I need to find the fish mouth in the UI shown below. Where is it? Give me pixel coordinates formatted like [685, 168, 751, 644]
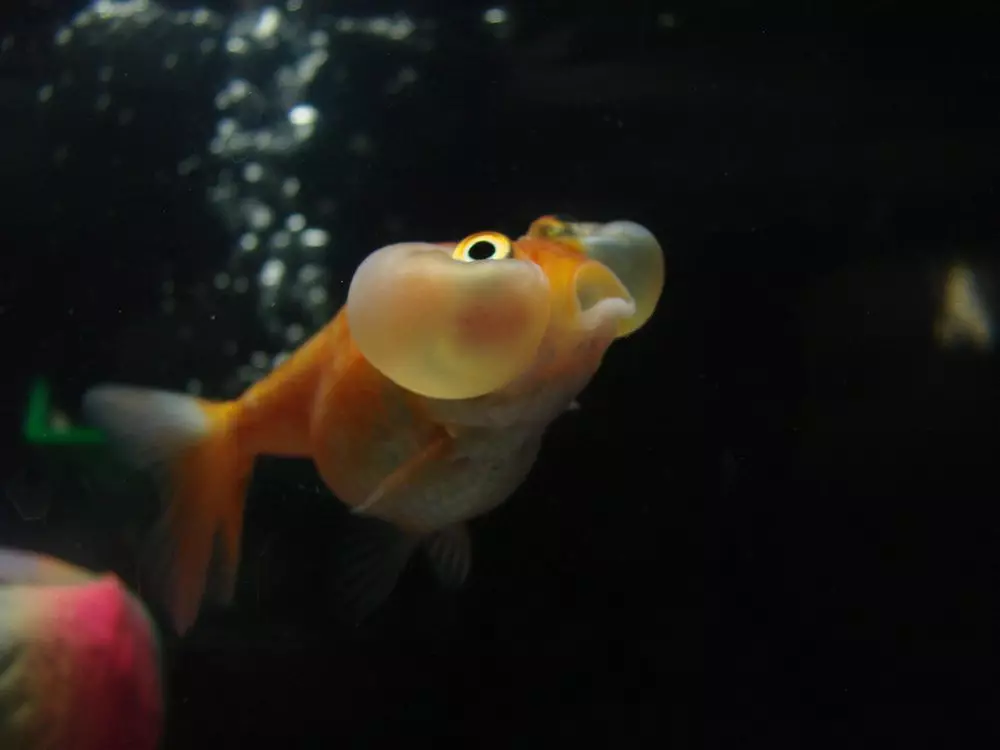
[573, 261, 637, 333]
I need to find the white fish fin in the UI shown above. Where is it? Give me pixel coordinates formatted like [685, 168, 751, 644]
[82, 384, 253, 635]
[83, 386, 211, 475]
[422, 523, 472, 589]
[331, 516, 420, 625]
[352, 429, 454, 516]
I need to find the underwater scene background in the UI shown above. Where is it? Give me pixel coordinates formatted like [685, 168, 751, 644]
[1, 0, 999, 747]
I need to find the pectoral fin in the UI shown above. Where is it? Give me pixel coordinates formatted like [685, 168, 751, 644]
[333, 431, 472, 623]
[331, 520, 474, 625]
[331, 516, 419, 625]
[422, 523, 472, 589]
[352, 428, 456, 517]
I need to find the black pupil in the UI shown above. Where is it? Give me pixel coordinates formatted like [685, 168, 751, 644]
[467, 240, 497, 260]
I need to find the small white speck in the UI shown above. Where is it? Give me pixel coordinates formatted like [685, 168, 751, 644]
[260, 259, 285, 287]
[270, 231, 291, 250]
[248, 204, 274, 230]
[243, 162, 264, 182]
[226, 36, 248, 54]
[298, 264, 322, 284]
[253, 7, 282, 40]
[307, 287, 328, 306]
[285, 324, 305, 344]
[301, 228, 329, 248]
[228, 78, 250, 99]
[288, 104, 318, 126]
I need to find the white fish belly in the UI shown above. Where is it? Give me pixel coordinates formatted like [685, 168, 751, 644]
[373, 428, 543, 531]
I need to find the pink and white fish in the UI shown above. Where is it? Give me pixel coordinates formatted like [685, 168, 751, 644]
[0, 547, 162, 750]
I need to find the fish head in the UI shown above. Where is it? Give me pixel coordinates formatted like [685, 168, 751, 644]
[345, 215, 664, 407]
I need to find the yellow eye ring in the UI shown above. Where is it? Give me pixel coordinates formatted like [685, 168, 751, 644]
[452, 231, 513, 263]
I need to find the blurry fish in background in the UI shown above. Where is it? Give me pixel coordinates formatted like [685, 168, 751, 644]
[83, 215, 665, 634]
[0, 548, 162, 750]
[934, 261, 994, 352]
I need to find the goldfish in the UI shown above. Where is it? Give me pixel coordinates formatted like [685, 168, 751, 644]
[83, 215, 665, 634]
[0, 547, 162, 750]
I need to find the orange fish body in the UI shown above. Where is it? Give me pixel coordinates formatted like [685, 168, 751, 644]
[85, 216, 665, 633]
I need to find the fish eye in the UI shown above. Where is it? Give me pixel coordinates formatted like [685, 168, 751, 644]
[452, 232, 513, 263]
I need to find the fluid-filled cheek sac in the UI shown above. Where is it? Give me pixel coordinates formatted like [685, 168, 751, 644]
[527, 218, 666, 337]
[577, 221, 665, 336]
[346, 243, 552, 400]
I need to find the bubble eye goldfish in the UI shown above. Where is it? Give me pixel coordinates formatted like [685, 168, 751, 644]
[0, 548, 162, 750]
[84, 216, 665, 633]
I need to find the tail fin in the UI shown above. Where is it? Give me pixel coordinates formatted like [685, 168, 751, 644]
[82, 385, 253, 635]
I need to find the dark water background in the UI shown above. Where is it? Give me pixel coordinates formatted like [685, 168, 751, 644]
[1, 0, 999, 746]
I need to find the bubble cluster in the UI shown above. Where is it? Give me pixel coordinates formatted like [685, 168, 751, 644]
[205, 2, 335, 352]
[38, 0, 451, 390]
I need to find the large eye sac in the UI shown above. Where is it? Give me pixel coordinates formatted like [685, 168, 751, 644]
[346, 242, 551, 400]
[452, 232, 513, 263]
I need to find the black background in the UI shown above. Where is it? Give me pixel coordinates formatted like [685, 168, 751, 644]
[2, 0, 1000, 747]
